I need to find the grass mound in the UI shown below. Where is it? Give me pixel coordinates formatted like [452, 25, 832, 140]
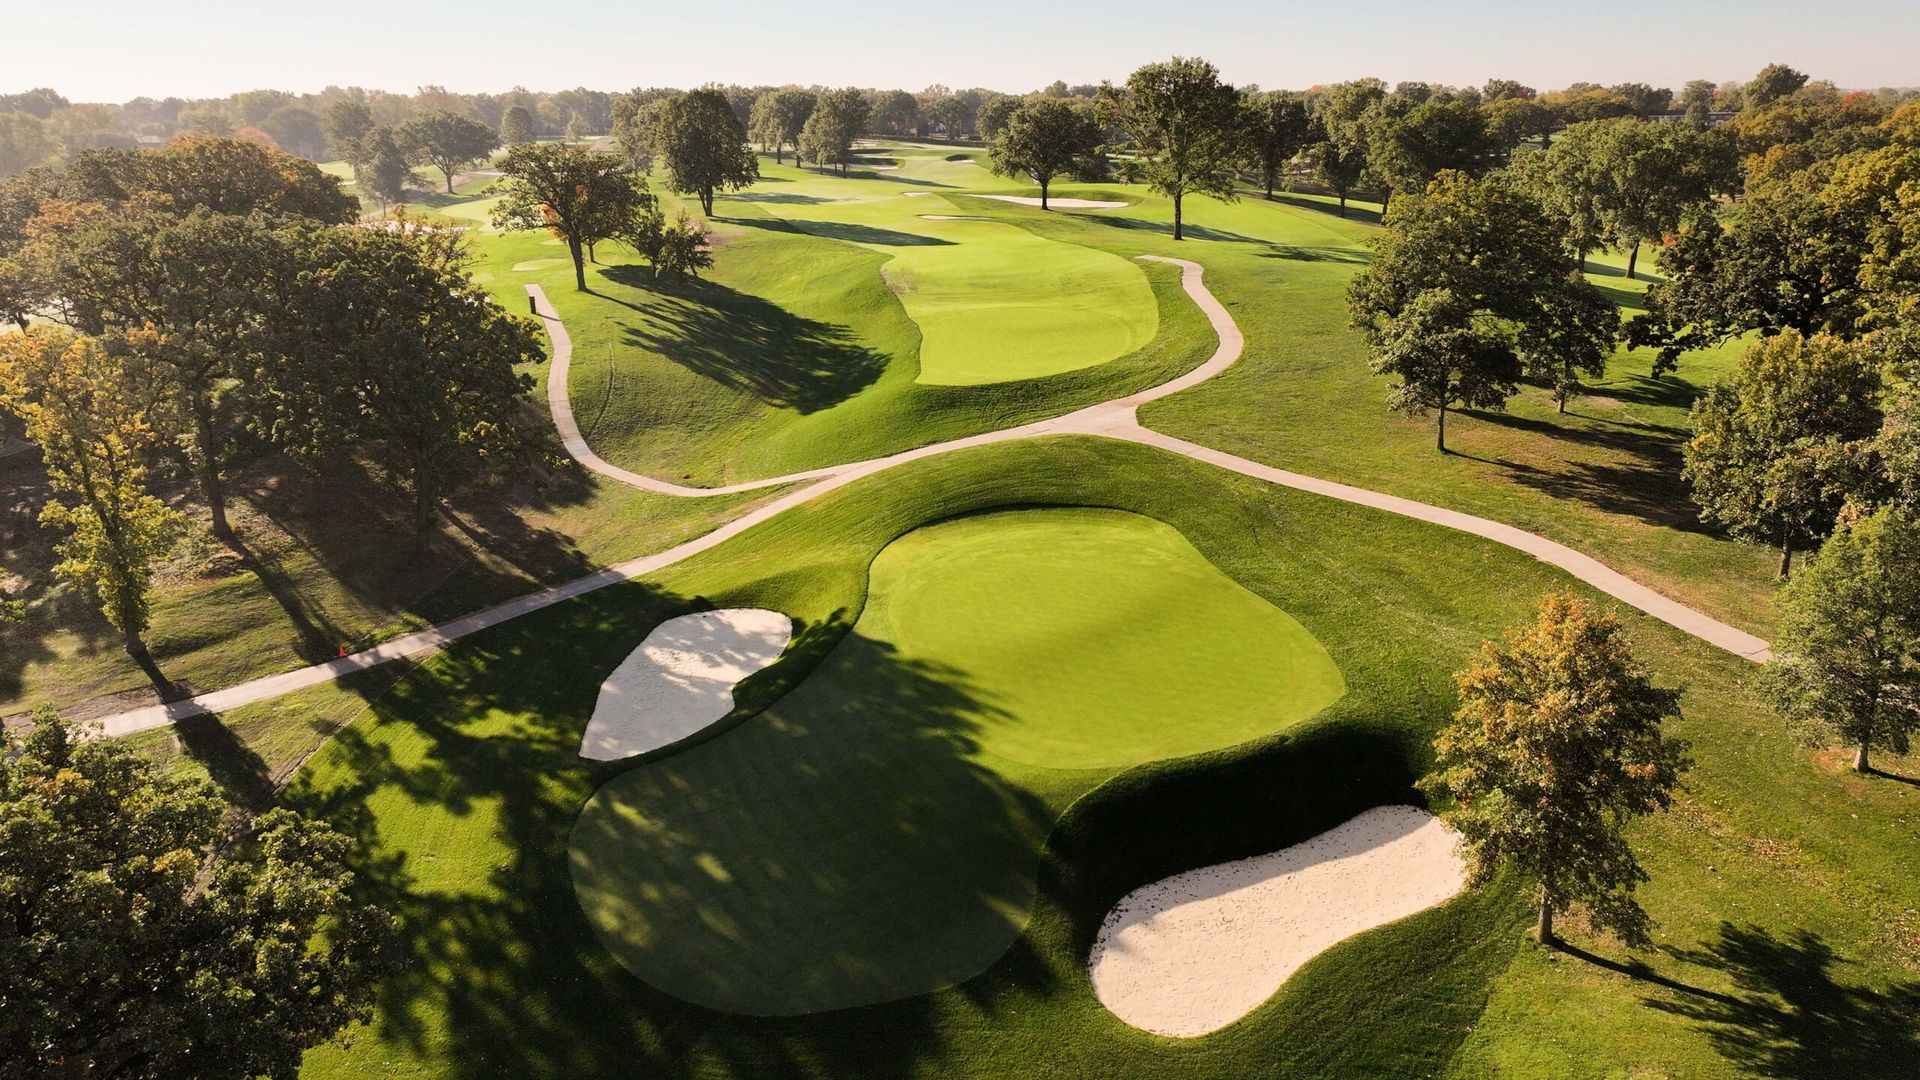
[567, 507, 1341, 1015]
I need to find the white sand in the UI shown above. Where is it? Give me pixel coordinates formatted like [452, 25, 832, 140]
[901, 191, 934, 197]
[1088, 805, 1467, 1037]
[578, 609, 793, 761]
[965, 194, 1128, 209]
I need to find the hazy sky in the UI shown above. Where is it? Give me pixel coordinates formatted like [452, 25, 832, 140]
[7, 0, 1916, 102]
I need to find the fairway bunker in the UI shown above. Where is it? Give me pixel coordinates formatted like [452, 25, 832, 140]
[578, 608, 793, 761]
[966, 194, 1129, 209]
[1088, 805, 1467, 1037]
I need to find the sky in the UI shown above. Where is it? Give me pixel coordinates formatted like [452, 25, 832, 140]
[6, 0, 1917, 102]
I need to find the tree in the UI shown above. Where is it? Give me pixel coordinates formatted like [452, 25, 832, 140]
[1313, 79, 1386, 216]
[1679, 79, 1718, 126]
[1114, 57, 1245, 240]
[1419, 592, 1689, 946]
[0, 706, 397, 1077]
[60, 137, 357, 223]
[32, 208, 292, 541]
[1684, 331, 1885, 576]
[278, 227, 541, 556]
[1528, 119, 1736, 278]
[623, 208, 716, 281]
[500, 104, 536, 146]
[262, 104, 325, 160]
[1243, 91, 1312, 198]
[1348, 170, 1618, 448]
[400, 110, 497, 194]
[1367, 98, 1502, 206]
[748, 88, 816, 165]
[1762, 507, 1920, 773]
[1745, 63, 1810, 110]
[358, 125, 415, 204]
[490, 142, 641, 290]
[0, 112, 59, 176]
[653, 87, 757, 215]
[1628, 165, 1874, 369]
[0, 329, 186, 693]
[321, 99, 373, 163]
[565, 114, 587, 143]
[799, 88, 870, 174]
[870, 89, 919, 137]
[988, 99, 1101, 209]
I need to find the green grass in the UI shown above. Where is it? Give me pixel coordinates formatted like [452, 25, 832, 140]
[568, 508, 1342, 1015]
[262, 436, 1917, 1079]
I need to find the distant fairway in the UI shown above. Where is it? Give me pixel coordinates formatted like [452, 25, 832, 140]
[568, 507, 1342, 1015]
[725, 150, 1156, 384]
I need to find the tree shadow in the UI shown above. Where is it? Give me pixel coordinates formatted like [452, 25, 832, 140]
[283, 581, 1035, 1077]
[1084, 213, 1274, 246]
[1264, 191, 1385, 226]
[1648, 923, 1920, 1078]
[1454, 407, 1717, 536]
[725, 216, 955, 247]
[723, 192, 837, 206]
[0, 445, 126, 699]
[597, 266, 890, 413]
[173, 711, 275, 812]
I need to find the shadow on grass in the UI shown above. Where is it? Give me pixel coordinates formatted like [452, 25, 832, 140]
[283, 584, 1025, 1076]
[1648, 923, 1920, 1078]
[724, 192, 837, 206]
[174, 712, 275, 812]
[598, 265, 890, 413]
[1264, 191, 1385, 226]
[1084, 213, 1275, 246]
[0, 446, 116, 698]
[1454, 407, 1715, 536]
[725, 216, 955, 247]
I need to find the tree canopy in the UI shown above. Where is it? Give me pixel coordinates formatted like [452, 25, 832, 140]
[654, 87, 757, 215]
[1113, 57, 1245, 240]
[1419, 592, 1689, 946]
[0, 708, 397, 1078]
[400, 110, 497, 194]
[490, 141, 646, 290]
[987, 98, 1101, 209]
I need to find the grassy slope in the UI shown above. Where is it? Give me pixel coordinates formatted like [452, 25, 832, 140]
[275, 437, 1915, 1079]
[570, 508, 1342, 1016]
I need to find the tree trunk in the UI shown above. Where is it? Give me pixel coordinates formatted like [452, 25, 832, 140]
[700, 189, 714, 215]
[776, 145, 784, 165]
[412, 480, 437, 563]
[124, 627, 176, 699]
[1536, 893, 1556, 945]
[569, 237, 586, 291]
[444, 169, 455, 195]
[1779, 534, 1793, 579]
[1040, 179, 1050, 211]
[587, 241, 597, 264]
[1172, 192, 1183, 241]
[189, 397, 232, 542]
[1337, 190, 1348, 218]
[1855, 742, 1871, 772]
[1626, 240, 1640, 280]
[1436, 405, 1448, 452]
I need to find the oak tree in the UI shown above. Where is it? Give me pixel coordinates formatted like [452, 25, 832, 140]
[1114, 57, 1245, 239]
[988, 98, 1101, 209]
[400, 110, 498, 194]
[654, 87, 758, 214]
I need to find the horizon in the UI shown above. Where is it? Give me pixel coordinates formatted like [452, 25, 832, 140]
[9, 0, 1917, 103]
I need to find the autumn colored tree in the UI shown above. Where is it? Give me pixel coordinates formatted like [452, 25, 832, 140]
[1762, 507, 1920, 773]
[1419, 592, 1689, 946]
[0, 329, 186, 693]
[490, 142, 644, 290]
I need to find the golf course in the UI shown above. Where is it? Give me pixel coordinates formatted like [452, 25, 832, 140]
[4, 57, 1918, 1080]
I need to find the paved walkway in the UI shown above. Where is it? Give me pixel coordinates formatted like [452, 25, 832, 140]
[92, 256, 1767, 737]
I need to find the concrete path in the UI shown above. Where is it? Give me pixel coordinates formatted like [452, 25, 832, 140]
[91, 257, 1767, 737]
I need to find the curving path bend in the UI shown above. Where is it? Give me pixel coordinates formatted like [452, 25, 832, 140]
[92, 257, 1767, 737]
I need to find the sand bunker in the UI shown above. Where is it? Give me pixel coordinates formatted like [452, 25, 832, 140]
[966, 194, 1128, 209]
[579, 609, 793, 761]
[919, 214, 988, 221]
[901, 191, 934, 197]
[1088, 805, 1467, 1037]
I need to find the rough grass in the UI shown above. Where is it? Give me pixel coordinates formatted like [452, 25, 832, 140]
[568, 507, 1342, 1016]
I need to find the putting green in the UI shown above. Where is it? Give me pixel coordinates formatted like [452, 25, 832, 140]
[726, 153, 1157, 385]
[569, 508, 1343, 1015]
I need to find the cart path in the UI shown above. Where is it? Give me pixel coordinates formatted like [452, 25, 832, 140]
[91, 257, 1767, 737]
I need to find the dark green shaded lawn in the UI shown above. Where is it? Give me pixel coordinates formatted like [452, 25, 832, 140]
[569, 508, 1342, 1015]
[278, 438, 1917, 1079]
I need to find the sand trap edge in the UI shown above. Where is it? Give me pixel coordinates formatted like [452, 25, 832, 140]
[1088, 805, 1467, 1037]
[578, 608, 794, 762]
